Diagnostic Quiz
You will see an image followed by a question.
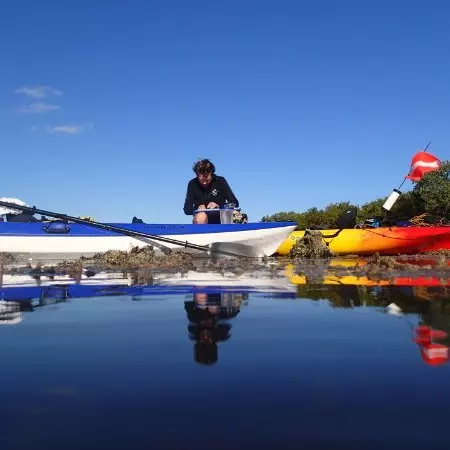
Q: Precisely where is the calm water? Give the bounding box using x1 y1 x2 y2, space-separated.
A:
1 270 450 449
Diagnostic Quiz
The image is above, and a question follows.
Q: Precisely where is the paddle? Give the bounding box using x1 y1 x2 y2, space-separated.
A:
0 200 256 258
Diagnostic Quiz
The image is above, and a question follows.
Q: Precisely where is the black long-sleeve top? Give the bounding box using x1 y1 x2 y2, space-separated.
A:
183 175 239 215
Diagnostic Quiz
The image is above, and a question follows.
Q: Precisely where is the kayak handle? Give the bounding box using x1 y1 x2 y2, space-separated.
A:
42 220 71 234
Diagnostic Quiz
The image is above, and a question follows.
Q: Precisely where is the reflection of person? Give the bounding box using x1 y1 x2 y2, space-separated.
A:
183 159 239 224
184 292 242 365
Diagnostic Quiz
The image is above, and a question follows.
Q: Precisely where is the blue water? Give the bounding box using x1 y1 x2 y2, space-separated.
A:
0 281 449 449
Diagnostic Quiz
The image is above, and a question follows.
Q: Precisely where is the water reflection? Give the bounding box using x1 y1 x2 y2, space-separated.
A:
1 265 450 368
2 266 450 448
284 257 450 367
0 284 72 324
286 257 450 287
0 300 23 325
184 292 247 365
294 281 450 366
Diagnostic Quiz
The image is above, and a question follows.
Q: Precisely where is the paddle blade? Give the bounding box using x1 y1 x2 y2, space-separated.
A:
209 242 262 258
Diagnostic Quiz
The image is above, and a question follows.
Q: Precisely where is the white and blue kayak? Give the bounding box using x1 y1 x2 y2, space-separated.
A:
0 220 296 260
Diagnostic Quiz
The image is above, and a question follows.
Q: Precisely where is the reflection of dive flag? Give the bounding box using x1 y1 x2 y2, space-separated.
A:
405 151 441 182
419 343 449 366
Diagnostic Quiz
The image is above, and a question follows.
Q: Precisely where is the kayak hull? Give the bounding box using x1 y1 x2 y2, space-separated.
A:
0 221 296 261
275 227 450 256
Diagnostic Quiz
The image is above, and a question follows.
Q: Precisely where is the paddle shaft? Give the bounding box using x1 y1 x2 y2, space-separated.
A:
0 200 244 257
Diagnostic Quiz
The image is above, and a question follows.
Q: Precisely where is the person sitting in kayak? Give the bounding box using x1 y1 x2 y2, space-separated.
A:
183 159 239 224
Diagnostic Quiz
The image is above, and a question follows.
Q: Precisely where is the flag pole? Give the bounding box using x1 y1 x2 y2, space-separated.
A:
397 178 407 191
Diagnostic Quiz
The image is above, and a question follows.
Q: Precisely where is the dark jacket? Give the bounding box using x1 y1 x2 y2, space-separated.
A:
183 175 239 215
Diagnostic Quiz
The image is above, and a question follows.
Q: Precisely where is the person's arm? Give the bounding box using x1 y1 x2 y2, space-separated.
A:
221 177 239 207
183 180 196 215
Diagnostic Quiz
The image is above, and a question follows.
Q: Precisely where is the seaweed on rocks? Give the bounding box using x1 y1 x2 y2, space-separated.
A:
84 245 196 271
92 246 156 268
128 268 154 286
291 258 333 284
51 260 84 282
424 249 450 257
289 230 333 258
0 253 16 265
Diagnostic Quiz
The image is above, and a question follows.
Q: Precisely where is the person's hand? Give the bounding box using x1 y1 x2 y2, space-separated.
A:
197 204 206 210
207 202 219 209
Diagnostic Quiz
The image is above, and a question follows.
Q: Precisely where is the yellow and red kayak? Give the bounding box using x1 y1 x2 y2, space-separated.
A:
275 226 450 256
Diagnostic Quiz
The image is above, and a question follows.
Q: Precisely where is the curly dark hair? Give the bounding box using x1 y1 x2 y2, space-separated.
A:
193 159 215 175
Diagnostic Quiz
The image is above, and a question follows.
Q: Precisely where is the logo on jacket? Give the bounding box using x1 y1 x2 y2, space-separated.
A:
211 188 219 196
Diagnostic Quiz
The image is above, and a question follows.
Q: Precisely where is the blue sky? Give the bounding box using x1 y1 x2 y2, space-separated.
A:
1 0 449 223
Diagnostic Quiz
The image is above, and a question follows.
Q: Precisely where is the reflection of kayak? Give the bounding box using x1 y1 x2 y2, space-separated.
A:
0 300 22 325
276 227 450 256
155 270 296 293
0 270 297 301
285 266 390 286
285 263 450 287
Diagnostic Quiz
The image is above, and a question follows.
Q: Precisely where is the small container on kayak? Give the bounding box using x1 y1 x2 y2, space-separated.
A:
220 203 235 224
382 189 401 211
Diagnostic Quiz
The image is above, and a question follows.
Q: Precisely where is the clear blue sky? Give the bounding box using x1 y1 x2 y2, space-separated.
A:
1 0 449 223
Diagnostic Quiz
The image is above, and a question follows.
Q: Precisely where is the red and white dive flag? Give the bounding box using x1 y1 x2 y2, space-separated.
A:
405 151 441 182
